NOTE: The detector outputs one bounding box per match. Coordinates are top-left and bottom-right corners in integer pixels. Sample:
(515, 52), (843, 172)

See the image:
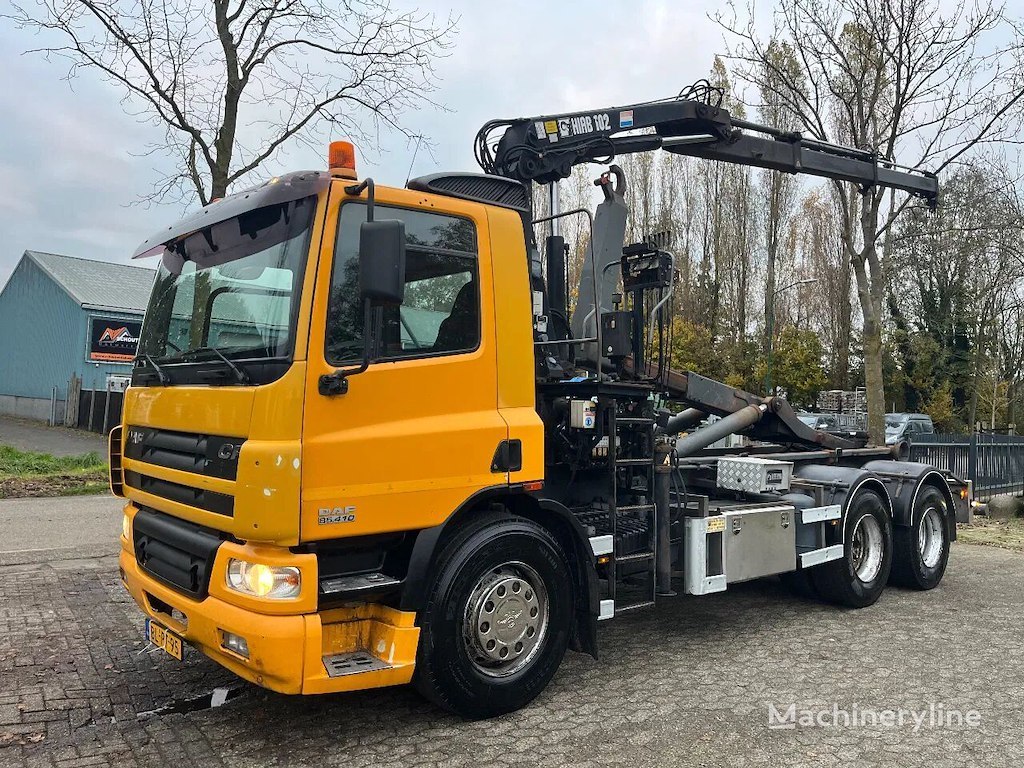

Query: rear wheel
(889, 485), (950, 590)
(414, 513), (573, 718)
(811, 489), (892, 608)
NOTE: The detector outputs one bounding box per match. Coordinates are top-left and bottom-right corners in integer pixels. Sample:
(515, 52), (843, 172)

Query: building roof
(24, 250), (155, 314)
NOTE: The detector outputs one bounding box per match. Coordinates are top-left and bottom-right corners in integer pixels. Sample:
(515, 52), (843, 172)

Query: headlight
(226, 559), (301, 599)
(122, 513), (130, 541)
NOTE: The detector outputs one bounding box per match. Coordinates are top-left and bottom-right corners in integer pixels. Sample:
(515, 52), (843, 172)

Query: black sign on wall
(89, 317), (142, 363)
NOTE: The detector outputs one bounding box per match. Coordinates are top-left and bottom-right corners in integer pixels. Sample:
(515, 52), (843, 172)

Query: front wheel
(414, 513), (573, 718)
(889, 485), (950, 590)
(811, 489), (893, 608)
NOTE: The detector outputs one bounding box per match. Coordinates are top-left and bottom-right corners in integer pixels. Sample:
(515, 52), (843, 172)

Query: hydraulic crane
(476, 81), (938, 201)
(474, 82), (938, 455)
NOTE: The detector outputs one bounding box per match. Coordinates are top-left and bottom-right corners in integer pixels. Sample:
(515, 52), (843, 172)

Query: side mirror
(359, 219), (406, 305)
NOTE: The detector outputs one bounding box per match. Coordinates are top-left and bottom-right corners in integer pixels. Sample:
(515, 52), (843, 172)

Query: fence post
(968, 430), (979, 491)
(65, 374), (81, 428)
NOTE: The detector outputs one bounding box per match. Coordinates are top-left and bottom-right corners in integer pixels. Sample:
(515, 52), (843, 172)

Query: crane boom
(476, 93), (938, 205)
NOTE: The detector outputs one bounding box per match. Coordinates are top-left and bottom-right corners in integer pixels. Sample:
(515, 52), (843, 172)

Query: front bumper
(118, 507), (419, 694)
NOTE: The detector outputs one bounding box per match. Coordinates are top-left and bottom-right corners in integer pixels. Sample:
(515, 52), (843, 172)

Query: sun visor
(132, 170), (329, 259)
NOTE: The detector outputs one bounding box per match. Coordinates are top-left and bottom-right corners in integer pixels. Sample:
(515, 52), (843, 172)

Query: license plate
(146, 618), (183, 661)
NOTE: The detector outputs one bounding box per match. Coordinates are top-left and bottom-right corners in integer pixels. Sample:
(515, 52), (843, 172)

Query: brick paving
(2, 543), (1023, 767)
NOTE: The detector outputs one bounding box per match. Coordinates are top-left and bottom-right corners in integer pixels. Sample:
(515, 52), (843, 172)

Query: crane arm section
(476, 93), (937, 206)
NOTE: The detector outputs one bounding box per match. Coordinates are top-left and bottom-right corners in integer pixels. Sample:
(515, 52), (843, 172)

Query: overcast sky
(0, 0), (743, 288)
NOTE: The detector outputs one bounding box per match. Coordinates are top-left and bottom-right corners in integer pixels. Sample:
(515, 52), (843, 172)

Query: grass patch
(0, 445), (108, 499)
(957, 517), (1024, 552)
(0, 445), (105, 475)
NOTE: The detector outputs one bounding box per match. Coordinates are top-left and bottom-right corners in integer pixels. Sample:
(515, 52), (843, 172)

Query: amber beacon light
(328, 141), (357, 179)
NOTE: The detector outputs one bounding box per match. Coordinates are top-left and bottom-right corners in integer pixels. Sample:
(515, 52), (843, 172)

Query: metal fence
(75, 388), (124, 434)
(64, 374), (128, 434)
(910, 432), (1024, 500)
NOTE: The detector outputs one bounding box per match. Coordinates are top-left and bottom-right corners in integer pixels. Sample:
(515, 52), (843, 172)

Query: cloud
(0, 0), (732, 291)
(0, 168), (37, 218)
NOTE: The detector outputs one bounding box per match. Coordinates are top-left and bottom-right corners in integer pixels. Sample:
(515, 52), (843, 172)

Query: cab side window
(325, 204), (479, 364)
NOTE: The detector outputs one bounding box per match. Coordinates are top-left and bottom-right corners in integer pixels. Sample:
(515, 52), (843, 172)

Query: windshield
(136, 196), (315, 382)
(885, 415), (908, 430)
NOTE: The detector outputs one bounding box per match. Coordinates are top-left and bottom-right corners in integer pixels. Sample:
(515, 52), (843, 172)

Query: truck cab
(116, 157), (548, 704)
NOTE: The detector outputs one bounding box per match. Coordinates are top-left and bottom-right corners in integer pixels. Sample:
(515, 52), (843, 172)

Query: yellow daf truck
(112, 90), (968, 718)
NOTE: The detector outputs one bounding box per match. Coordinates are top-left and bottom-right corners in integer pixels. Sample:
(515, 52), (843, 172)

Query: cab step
(616, 551), (655, 564)
(616, 503), (654, 515)
(319, 572), (402, 600)
(615, 600), (656, 613)
(323, 651), (392, 678)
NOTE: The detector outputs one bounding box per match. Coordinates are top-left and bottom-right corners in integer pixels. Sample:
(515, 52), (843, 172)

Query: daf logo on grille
(128, 429), (145, 445)
(217, 444), (241, 461)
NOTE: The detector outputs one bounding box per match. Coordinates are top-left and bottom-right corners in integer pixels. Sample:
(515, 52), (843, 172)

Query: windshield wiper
(139, 354), (171, 385)
(185, 347), (250, 385)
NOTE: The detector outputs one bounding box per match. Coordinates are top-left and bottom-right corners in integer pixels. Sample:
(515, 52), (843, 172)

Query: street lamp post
(764, 278), (818, 397)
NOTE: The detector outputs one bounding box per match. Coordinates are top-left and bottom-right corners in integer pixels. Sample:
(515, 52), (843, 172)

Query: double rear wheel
(889, 485), (950, 590)
(792, 484), (950, 606)
(810, 489), (893, 608)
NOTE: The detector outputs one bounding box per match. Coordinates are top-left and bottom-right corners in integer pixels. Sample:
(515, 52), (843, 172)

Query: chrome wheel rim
(918, 505), (944, 569)
(851, 514), (884, 583)
(463, 561), (549, 678)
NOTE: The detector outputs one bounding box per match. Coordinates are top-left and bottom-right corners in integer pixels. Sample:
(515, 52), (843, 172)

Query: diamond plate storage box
(716, 457), (793, 493)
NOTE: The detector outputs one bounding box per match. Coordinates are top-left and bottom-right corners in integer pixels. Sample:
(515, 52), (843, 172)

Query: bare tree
(659, 153), (699, 321)
(718, 0), (1024, 442)
(9, 0), (456, 204)
(999, 296), (1024, 430)
(792, 188), (853, 388)
(889, 161), (1024, 427)
(757, 40), (802, 359)
(559, 165), (595, 311)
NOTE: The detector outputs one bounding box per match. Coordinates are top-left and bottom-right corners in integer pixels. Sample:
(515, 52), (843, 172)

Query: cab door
(300, 182), (508, 541)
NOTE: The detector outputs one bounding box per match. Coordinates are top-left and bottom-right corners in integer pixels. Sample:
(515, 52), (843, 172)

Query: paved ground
(0, 417), (105, 458)
(1, 499), (1022, 767)
(0, 496), (123, 566)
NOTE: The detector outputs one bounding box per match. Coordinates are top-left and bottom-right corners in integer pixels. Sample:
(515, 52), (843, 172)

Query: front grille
(124, 426), (244, 480)
(133, 508), (227, 598)
(124, 470), (234, 517)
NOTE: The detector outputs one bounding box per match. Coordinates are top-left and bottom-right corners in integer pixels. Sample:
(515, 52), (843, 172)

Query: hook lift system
(472, 83), (958, 623)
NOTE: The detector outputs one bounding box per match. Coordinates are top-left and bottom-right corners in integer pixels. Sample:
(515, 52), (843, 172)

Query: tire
(889, 485), (950, 590)
(413, 512), (573, 719)
(810, 489), (892, 608)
